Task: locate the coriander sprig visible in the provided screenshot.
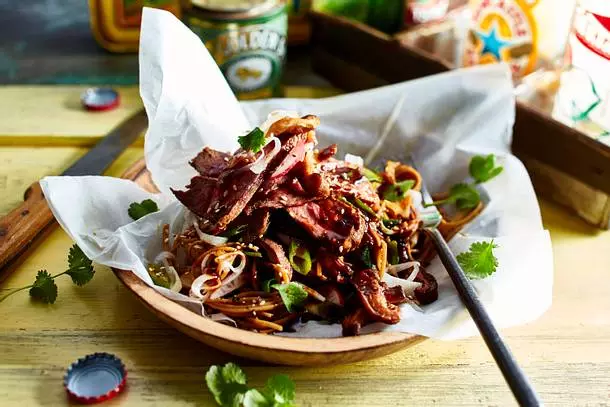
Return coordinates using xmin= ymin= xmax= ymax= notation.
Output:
xmin=238 ymin=127 xmax=267 ymax=153
xmin=206 ymin=363 xmax=296 ymax=407
xmin=457 ymin=240 xmax=499 ymax=279
xmin=425 ymin=154 xmax=503 ymax=210
xmin=0 ymin=244 xmax=95 ymax=304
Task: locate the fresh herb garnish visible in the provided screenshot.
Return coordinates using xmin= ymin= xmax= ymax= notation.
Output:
xmin=381 ymin=179 xmax=415 ymax=202
xmin=469 ymin=154 xmax=503 ymax=184
xmin=362 ymin=167 xmax=382 ymax=183
xmin=272 ymin=282 xmax=308 ymax=312
xmin=0 ymin=244 xmax=95 ymax=304
xmin=457 ymin=241 xmax=499 ymax=279
xmin=147 ymin=264 xmax=171 ymax=289
xmin=382 ymin=218 xmax=400 ymax=227
xmin=360 ymin=246 xmax=373 ymax=269
xmin=222 ymin=224 xmax=248 ymax=238
xmin=352 ymin=197 xmax=377 ymax=218
xmin=243 ymin=251 xmax=263 ymax=258
xmin=288 ymin=240 xmax=312 ymax=276
xmin=205 ymin=363 xmax=296 ymax=407
xmin=128 ymin=199 xmax=159 ymax=220
xmin=387 ymin=240 xmax=399 ymax=265
xmin=424 ymin=155 xmax=503 ymax=210
xmin=262 ymin=279 xmax=275 ymax=293
xmin=238 ymin=127 xmax=266 ymax=153
xmin=426 ymin=183 xmax=481 ymax=210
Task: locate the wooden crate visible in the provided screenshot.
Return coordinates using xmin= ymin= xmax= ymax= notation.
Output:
xmin=309 ymin=11 xmax=610 ymax=229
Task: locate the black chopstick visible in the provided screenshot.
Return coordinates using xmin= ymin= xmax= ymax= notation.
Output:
xmin=426 ymin=228 xmax=542 ymax=407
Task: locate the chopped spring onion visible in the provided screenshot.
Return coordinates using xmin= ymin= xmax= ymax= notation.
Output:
xmin=221 ymin=224 xmax=248 ymax=238
xmin=387 ymin=240 xmax=399 ymax=265
xmin=362 ymin=167 xmax=382 ymax=183
xmin=262 ymin=278 xmax=275 ymax=293
xmin=243 ymin=251 xmax=262 ymax=258
xmin=193 ymin=221 xmax=229 ymax=246
xmin=382 ymin=179 xmax=415 ymax=202
xmin=353 ymin=197 xmax=378 ymax=218
xmin=288 ymin=240 xmax=312 ymax=275
xmin=147 ymin=263 xmax=182 ymax=293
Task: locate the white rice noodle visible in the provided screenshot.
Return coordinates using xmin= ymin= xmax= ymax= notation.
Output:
xmin=192 ymin=221 xmax=228 ymax=246
xmin=384 ymin=274 xmax=422 ymax=297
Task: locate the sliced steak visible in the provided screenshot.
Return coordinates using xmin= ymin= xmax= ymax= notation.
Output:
xmin=257 ymin=238 xmax=292 ymax=283
xmin=190 ymin=147 xmax=231 ymax=177
xmin=286 ymin=198 xmax=366 ymax=253
xmin=171 ymin=176 xmax=217 ymax=218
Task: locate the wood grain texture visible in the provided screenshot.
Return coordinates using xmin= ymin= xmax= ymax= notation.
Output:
xmin=0 ymin=182 xmax=54 ymax=272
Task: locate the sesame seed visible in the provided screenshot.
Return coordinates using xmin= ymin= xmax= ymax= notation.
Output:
xmin=232 ymin=185 xmax=237 ymax=191
xmin=252 ymin=311 xmax=257 ymax=317
xmin=338 ymin=246 xmax=344 ymax=253
xmin=260 ymin=300 xmax=266 ymax=305
xmin=223 ymin=157 xmax=230 ymax=162
xmin=223 ymin=190 xmax=228 ymax=197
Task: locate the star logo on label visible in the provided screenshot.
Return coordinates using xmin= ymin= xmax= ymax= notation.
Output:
xmin=475 ymin=21 xmax=512 ymax=62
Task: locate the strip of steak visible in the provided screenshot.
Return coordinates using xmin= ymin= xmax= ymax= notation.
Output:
xmin=190 ymin=147 xmax=231 ymax=177
xmin=286 ymin=198 xmax=366 ymax=253
xmin=257 ymin=238 xmax=292 ymax=283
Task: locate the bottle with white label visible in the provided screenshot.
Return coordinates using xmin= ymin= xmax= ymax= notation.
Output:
xmin=553 ymin=0 xmax=610 ymax=141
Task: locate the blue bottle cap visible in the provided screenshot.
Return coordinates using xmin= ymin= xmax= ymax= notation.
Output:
xmin=81 ymin=88 xmax=120 ymax=111
xmin=63 ymin=353 xmax=127 ymax=404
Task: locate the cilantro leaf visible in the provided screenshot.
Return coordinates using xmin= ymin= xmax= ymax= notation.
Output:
xmin=457 ymin=241 xmax=499 ymax=279
xmin=263 ymin=374 xmax=296 ymax=405
xmin=29 ymin=270 xmax=58 ymax=304
xmin=243 ymin=375 xmax=297 ymax=407
xmin=243 ymin=390 xmax=270 ymax=407
xmin=288 ymin=240 xmax=312 ymax=276
xmin=262 ymin=279 xmax=274 ymax=293
xmin=381 ymin=179 xmax=415 ymax=202
xmin=206 ymin=363 xmax=249 ymax=407
xmin=449 ymin=183 xmax=481 ymax=210
xmin=469 ymin=154 xmax=503 ymax=184
xmin=238 ymin=127 xmax=266 ymax=153
xmin=66 ymin=244 xmax=95 ymax=286
xmin=362 ymin=167 xmax=382 ymax=183
xmin=360 ymin=246 xmax=373 ymax=269
xmin=272 ymin=282 xmax=308 ymax=312
xmin=128 ymin=199 xmax=159 ymax=220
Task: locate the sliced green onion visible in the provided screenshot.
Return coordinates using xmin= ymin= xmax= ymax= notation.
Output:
xmin=221 ymin=224 xmax=248 ymax=237
xmin=363 ymin=167 xmax=382 ymax=183
xmin=353 ymin=197 xmax=378 ymax=218
xmin=243 ymin=251 xmax=262 ymax=258
xmin=288 ymin=240 xmax=312 ymax=275
xmin=387 ymin=240 xmax=399 ymax=265
xmin=381 ymin=179 xmax=415 ymax=202
xmin=147 ymin=264 xmax=171 ymax=289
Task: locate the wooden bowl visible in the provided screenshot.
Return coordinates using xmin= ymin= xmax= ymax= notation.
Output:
xmin=113 ymin=159 xmax=425 ymax=366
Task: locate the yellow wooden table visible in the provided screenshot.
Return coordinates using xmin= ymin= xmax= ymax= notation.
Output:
xmin=1 ymin=87 xmax=610 ymax=407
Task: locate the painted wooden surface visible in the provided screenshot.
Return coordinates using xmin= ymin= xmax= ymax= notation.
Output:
xmin=1 ymin=87 xmax=610 ymax=406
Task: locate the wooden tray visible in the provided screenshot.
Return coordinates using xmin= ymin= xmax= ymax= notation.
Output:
xmin=309 ymin=11 xmax=610 ymax=229
xmin=113 ymin=158 xmax=424 ymax=366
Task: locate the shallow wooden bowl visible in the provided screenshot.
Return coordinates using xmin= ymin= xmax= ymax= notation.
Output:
xmin=113 ymin=159 xmax=425 ymax=366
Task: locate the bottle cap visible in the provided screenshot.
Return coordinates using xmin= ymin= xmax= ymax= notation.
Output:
xmin=63 ymin=352 xmax=127 ymax=404
xmin=81 ymin=88 xmax=120 ymax=111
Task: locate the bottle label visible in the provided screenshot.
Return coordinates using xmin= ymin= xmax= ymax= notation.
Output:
xmin=463 ymin=0 xmax=538 ymax=77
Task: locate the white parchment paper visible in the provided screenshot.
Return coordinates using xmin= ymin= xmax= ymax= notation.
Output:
xmin=40 ymin=8 xmax=553 ymax=340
